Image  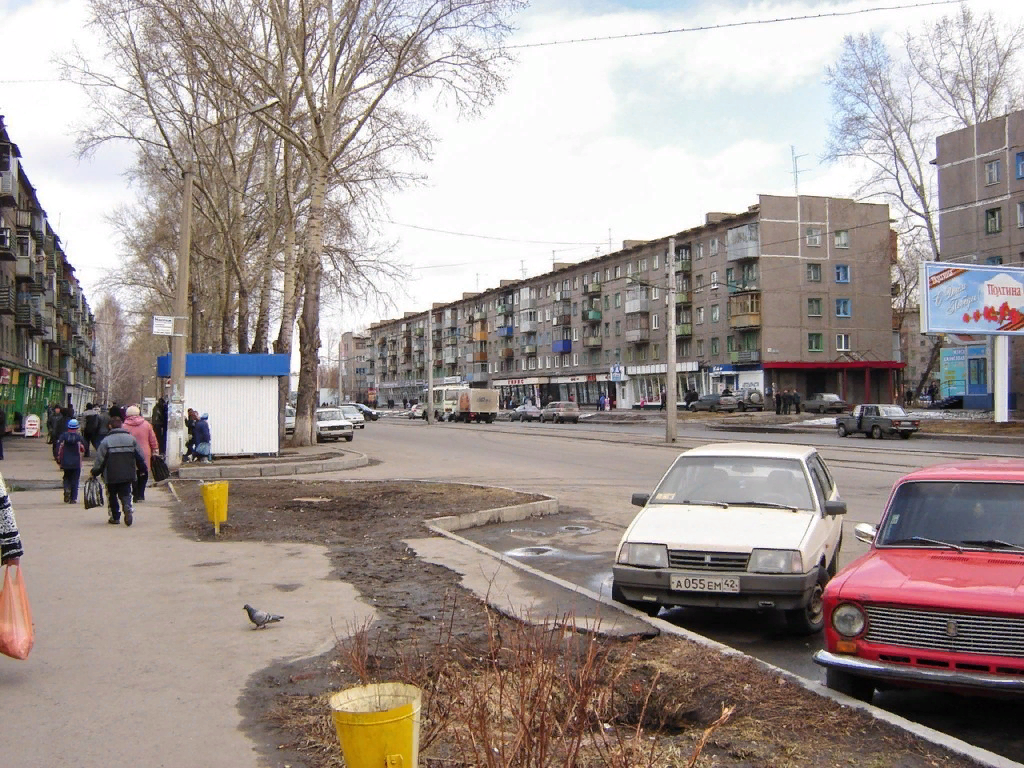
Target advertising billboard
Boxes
[920,262,1024,335]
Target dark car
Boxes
[511,403,541,422]
[803,393,849,414]
[353,403,379,421]
[688,393,739,413]
[836,404,919,439]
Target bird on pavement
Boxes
[244,603,284,629]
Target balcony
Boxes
[552,313,571,326]
[552,339,572,354]
[15,303,31,327]
[730,350,761,363]
[674,323,692,336]
[15,256,33,282]
[445,315,458,329]
[729,312,762,329]
[471,329,488,342]
[519,320,537,333]
[582,309,602,323]
[728,282,759,294]
[0,229,13,261]
[519,297,536,310]
[625,327,650,343]
[499,346,514,359]
[675,290,692,304]
[466,350,487,363]
[31,312,44,335]
[520,344,537,356]
[432,338,443,350]
[444,335,458,347]
[624,297,649,314]
[583,281,601,297]
[675,257,692,273]
[493,325,511,337]
[467,311,484,323]
[443,349,458,364]
[496,302,513,315]
[0,286,14,315]
[414,327,424,337]
[465,371,489,384]
[583,336,602,348]
[0,170,17,204]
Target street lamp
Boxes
[166,98,280,469]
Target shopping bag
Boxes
[151,454,170,483]
[0,564,34,660]
[84,476,105,510]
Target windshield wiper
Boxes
[885,536,963,552]
[681,500,729,508]
[960,539,1024,552]
[732,501,798,511]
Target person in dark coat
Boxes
[56,419,86,504]
[50,406,67,461]
[782,389,793,415]
[792,390,801,415]
[775,387,783,415]
[91,417,146,526]
[192,413,212,463]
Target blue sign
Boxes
[920,262,1024,335]
[610,363,625,382]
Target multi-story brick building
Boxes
[935,109,1024,399]
[339,331,372,404]
[0,116,95,427]
[368,194,901,409]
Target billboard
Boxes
[920,262,1024,335]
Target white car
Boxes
[339,404,366,429]
[314,408,354,442]
[284,405,296,435]
[612,442,846,634]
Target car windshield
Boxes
[341,406,360,417]
[651,456,814,509]
[878,481,1023,550]
[879,406,908,417]
[317,409,343,421]
[821,394,839,402]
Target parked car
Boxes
[353,403,379,421]
[687,393,739,413]
[734,388,765,412]
[540,401,580,423]
[836,404,920,439]
[814,460,1024,702]
[408,403,426,420]
[612,442,846,633]
[802,393,849,414]
[284,405,296,435]
[339,404,366,429]
[314,408,354,442]
[511,403,542,422]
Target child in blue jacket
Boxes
[56,418,86,503]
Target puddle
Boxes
[505,546,558,557]
[506,528,547,539]
[559,525,595,534]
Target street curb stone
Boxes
[177,450,368,479]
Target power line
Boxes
[506,0,964,50]
[383,219,604,246]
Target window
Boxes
[711,305,720,323]
[605,267,611,281]
[710,337,720,356]
[614,320,621,336]
[572,353,579,366]
[696,242,704,260]
[1017,152,1024,179]
[573,276,578,289]
[835,298,851,317]
[696,339,705,357]
[807,263,821,282]
[710,270,719,289]
[614,293,621,308]
[808,333,824,352]
[985,159,1000,185]
[681,339,691,357]
[696,307,705,324]
[639,258,647,272]
[604,321,610,337]
[626,263,632,276]
[806,227,822,246]
[834,264,850,283]
[710,237,719,256]
[695,275,704,293]
[1018,201,1024,229]
[836,333,851,352]
[986,207,1002,234]
[604,295,610,310]
[614,265,621,279]
[651,287,659,300]
[834,229,850,248]
[725,267,734,288]
[572,327,579,341]
[807,298,822,317]
[652,313,660,330]
[544,308,551,321]
[572,302,578,316]
[985,255,1004,265]
[653,253,659,270]
[652,344,660,360]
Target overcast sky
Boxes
[1,0,1015,348]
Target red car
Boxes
[813,460,1024,701]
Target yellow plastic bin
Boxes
[330,683,422,768]
[199,481,229,534]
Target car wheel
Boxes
[825,668,875,703]
[899,432,912,439]
[818,406,825,414]
[611,582,661,617]
[710,404,717,412]
[344,435,353,442]
[871,425,883,440]
[836,423,848,438]
[316,435,324,443]
[785,565,828,635]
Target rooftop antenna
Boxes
[791,145,807,196]
[608,228,612,254]
[520,259,526,278]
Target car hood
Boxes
[835,549,1024,614]
[317,419,353,427]
[625,503,814,552]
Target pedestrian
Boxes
[192,412,213,463]
[152,397,168,456]
[0,470,24,566]
[639,396,647,409]
[659,388,666,411]
[91,416,146,526]
[123,405,159,502]
[792,390,801,415]
[56,418,86,504]
[904,388,913,407]
[182,408,199,463]
[49,405,67,461]
[775,386,783,415]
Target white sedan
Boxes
[612,442,846,634]
[314,408,354,442]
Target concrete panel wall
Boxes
[184,376,279,456]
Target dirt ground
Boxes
[172,480,981,768]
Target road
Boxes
[348,416,1024,763]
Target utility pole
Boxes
[426,309,434,424]
[167,167,193,469]
[666,237,677,443]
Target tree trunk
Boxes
[236,278,250,353]
[250,264,272,353]
[220,264,234,353]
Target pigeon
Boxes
[244,603,284,629]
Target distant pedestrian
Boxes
[123,405,159,502]
[192,413,213,463]
[56,419,86,504]
[182,408,200,463]
[49,406,67,461]
[152,397,168,456]
[91,417,146,526]
[659,388,666,411]
[792,390,801,415]
[775,387,783,415]
[782,389,793,415]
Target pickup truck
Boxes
[836,404,919,439]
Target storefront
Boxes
[702,364,764,395]
[492,376,547,408]
[625,362,699,408]
[0,366,65,433]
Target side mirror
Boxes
[631,492,650,508]
[854,523,878,544]
[824,499,847,517]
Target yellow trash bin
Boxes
[199,481,229,534]
[330,683,422,768]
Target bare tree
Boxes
[93,294,141,405]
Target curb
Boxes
[428,502,1022,768]
[176,450,369,479]
[708,421,1024,443]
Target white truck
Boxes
[449,387,499,423]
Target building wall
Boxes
[184,376,279,455]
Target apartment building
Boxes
[935,109,1024,398]
[0,116,95,426]
[368,194,900,408]
[339,331,372,403]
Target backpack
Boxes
[57,433,84,469]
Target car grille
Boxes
[865,606,1024,658]
[667,550,749,571]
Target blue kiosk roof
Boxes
[156,353,290,378]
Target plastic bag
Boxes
[0,564,34,660]
[84,476,105,510]
[151,455,170,483]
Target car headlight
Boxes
[832,603,866,637]
[617,542,668,568]
[748,549,803,573]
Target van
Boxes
[450,388,499,423]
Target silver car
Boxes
[339,404,366,428]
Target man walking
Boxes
[91,417,146,527]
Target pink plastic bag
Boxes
[0,564,34,660]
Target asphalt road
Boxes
[351,416,1024,763]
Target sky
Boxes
[1,0,1017,350]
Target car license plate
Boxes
[670,573,740,593]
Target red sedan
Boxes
[814,460,1024,701]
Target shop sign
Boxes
[0,368,10,385]
[10,369,17,385]
[610,363,625,382]
[920,262,1024,334]
[24,414,41,438]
